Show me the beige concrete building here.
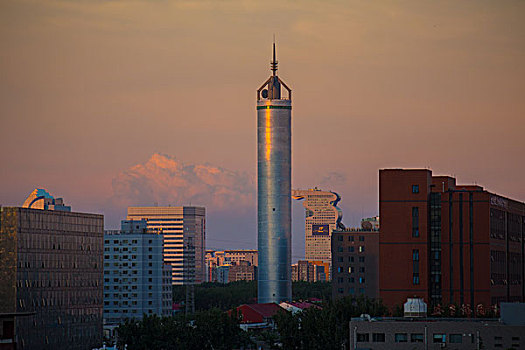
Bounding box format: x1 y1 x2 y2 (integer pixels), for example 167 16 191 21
127 206 205 285
292 188 345 269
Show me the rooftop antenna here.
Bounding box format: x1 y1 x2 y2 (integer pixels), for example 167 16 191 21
271 35 278 76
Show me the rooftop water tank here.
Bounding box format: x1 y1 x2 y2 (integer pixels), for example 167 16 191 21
404 298 427 318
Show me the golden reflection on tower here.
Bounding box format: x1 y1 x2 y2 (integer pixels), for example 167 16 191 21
265 107 272 161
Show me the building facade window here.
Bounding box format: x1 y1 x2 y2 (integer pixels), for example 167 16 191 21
356 333 369 342
413 249 420 285
412 207 419 237
413 274 420 285
395 333 408 343
372 333 385 342
450 334 462 343
411 334 424 343
412 185 419 193
433 334 446 343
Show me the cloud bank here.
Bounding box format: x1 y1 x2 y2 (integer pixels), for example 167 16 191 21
110 153 255 212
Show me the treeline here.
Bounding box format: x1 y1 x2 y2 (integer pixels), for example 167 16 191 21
172 281 331 311
268 296 388 350
117 309 252 350
117 296 388 350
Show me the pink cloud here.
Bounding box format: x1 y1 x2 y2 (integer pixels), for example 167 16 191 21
110 153 254 212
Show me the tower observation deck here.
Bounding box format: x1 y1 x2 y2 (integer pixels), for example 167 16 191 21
256 42 292 303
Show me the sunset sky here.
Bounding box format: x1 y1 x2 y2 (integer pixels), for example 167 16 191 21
1 0 524 260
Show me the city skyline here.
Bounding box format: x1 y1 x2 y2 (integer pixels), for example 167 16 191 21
1 0 524 261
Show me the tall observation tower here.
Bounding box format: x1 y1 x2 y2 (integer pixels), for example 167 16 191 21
256 42 292 303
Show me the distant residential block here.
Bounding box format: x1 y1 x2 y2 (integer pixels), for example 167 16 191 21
291 260 329 282
206 249 258 282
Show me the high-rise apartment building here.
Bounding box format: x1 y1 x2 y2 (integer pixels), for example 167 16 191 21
257 43 292 303
103 220 172 334
127 206 205 285
292 188 345 266
379 169 525 309
331 229 379 299
0 190 103 350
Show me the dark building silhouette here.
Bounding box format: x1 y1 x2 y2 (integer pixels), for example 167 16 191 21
379 169 525 310
0 206 103 349
331 229 379 299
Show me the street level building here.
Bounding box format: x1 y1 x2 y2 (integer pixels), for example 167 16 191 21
379 169 525 310
257 43 292 303
0 191 103 350
103 220 172 335
127 206 205 285
331 229 379 299
349 302 525 350
292 188 345 268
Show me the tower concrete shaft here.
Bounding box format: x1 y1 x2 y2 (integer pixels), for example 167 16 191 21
256 43 292 303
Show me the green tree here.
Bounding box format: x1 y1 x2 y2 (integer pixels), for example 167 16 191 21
116 310 252 350
271 296 389 350
173 281 332 311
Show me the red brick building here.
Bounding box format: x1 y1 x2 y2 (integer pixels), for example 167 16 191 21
379 169 524 310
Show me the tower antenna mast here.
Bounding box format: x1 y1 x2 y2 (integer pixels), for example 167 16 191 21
271 36 278 76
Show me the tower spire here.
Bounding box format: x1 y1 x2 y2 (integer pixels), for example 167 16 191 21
271 38 278 76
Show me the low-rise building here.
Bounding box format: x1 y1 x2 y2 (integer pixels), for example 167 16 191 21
279 301 320 314
233 303 283 331
349 300 525 350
